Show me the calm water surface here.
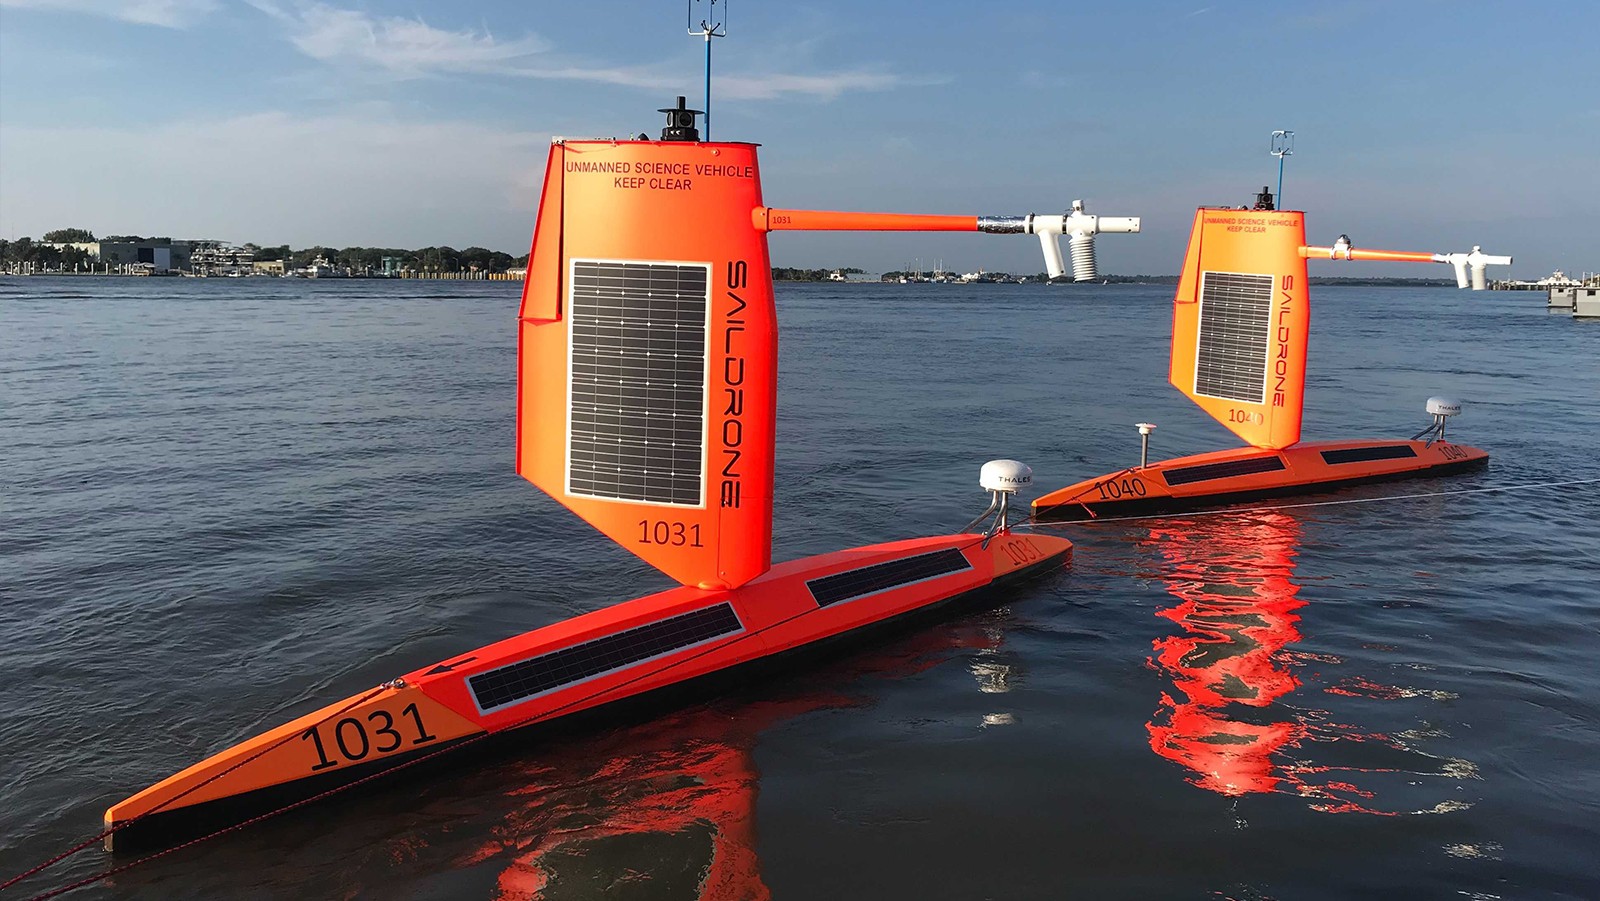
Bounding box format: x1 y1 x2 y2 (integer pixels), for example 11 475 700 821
2 277 1597 899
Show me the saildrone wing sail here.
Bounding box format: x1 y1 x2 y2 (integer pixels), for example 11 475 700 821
517 140 776 590
1169 208 1310 450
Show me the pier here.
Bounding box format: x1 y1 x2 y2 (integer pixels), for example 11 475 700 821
399 269 524 280
1549 285 1600 318
1490 270 1598 290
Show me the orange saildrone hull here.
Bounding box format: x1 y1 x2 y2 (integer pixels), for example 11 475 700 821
104 533 1068 848
98 104 1084 856
1033 439 1487 521
1035 199 1496 522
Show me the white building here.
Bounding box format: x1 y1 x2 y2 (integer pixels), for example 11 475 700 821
45 239 192 272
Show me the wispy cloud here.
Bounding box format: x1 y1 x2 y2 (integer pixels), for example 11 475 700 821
0 0 217 28
717 70 923 101
497 63 923 101
247 1 549 76
249 0 926 99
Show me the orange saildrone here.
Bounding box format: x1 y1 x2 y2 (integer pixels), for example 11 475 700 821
1034 189 1511 521
98 100 1082 851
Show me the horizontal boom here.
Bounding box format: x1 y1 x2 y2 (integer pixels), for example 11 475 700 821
1302 240 1512 289
752 203 1142 281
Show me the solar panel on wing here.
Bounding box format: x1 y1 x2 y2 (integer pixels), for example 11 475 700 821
1193 271 1274 404
567 260 709 506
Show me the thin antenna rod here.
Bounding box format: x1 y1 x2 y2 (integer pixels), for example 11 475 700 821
1270 129 1294 208
687 0 727 140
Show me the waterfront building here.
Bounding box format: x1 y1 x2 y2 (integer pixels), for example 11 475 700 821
1490 269 1598 290
189 241 255 275
44 238 192 273
95 238 190 273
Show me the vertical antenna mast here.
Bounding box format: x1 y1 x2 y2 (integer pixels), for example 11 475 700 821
1270 129 1294 208
687 0 727 140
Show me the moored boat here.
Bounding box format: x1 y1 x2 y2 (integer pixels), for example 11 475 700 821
1034 193 1507 521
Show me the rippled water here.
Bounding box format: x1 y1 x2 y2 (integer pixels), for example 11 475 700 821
2 277 1597 899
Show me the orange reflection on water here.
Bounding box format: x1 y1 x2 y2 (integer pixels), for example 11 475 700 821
1140 512 1474 816
470 696 821 901
446 617 1005 900
1144 512 1310 798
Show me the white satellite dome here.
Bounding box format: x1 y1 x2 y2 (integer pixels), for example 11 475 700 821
1426 396 1462 418
980 459 1033 493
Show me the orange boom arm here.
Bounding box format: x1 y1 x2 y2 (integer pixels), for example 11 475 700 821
1304 238 1511 288
1300 246 1438 264
752 206 1142 280
754 207 978 232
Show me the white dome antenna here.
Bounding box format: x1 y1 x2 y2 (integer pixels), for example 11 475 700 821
965 459 1032 542
1412 396 1463 444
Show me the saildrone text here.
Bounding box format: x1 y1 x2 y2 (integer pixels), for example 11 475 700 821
720 261 748 509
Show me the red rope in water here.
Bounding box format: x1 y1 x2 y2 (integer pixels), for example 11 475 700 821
2 685 387 894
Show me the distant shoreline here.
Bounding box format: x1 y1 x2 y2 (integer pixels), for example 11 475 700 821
0 270 519 281
3 271 1460 287
784 276 1460 286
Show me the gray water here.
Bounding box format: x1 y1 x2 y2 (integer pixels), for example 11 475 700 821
2 277 1597 899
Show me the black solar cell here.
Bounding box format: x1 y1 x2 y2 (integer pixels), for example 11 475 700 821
806 548 973 607
1161 455 1287 486
1194 271 1274 404
468 603 743 713
1320 444 1418 465
568 260 708 506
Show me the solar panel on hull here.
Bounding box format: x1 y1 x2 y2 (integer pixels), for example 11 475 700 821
1321 444 1419 465
1162 454 1287 487
468 603 743 713
567 260 709 506
1194 271 1275 403
807 548 973 607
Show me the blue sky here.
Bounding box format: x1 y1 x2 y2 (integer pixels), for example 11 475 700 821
1 0 1594 276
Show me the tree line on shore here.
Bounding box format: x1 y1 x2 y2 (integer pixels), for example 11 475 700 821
772 267 864 281
2 230 102 269
256 245 528 273
0 228 530 273
3 229 1457 285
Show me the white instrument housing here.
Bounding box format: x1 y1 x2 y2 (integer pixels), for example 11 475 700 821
980 459 1033 494
1027 201 1141 282
1426 396 1462 418
1435 246 1513 290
